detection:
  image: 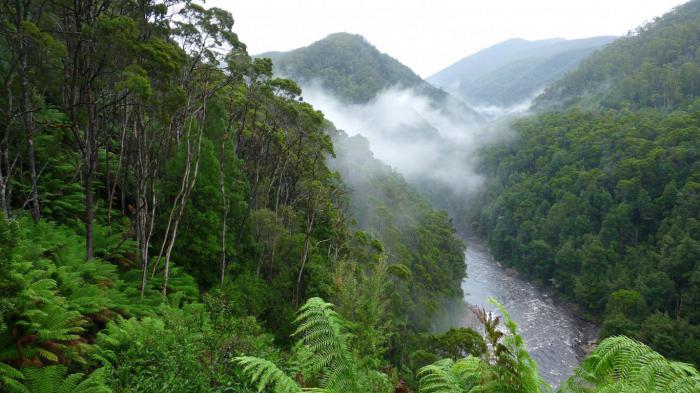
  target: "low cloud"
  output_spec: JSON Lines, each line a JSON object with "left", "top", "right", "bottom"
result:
{"left": 471, "top": 88, "right": 543, "bottom": 120}
{"left": 301, "top": 84, "right": 494, "bottom": 198}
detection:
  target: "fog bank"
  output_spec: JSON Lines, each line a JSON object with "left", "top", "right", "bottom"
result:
{"left": 302, "top": 84, "right": 494, "bottom": 199}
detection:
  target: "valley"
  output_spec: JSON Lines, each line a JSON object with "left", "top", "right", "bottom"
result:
{"left": 0, "top": 1, "right": 698, "bottom": 392}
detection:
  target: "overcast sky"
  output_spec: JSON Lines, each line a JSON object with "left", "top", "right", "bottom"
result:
{"left": 206, "top": 0, "right": 689, "bottom": 77}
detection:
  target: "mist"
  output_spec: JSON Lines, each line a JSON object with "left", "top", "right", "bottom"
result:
{"left": 471, "top": 88, "right": 544, "bottom": 120}
{"left": 301, "top": 83, "right": 493, "bottom": 202}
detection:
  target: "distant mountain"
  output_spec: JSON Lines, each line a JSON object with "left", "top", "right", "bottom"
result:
{"left": 259, "top": 32, "right": 437, "bottom": 103}
{"left": 257, "top": 32, "right": 481, "bottom": 123}
{"left": 536, "top": 1, "right": 700, "bottom": 111}
{"left": 428, "top": 36, "right": 615, "bottom": 109}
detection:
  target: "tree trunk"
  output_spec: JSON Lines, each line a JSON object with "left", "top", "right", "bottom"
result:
{"left": 1, "top": 69, "right": 14, "bottom": 216}
{"left": 295, "top": 207, "right": 316, "bottom": 307}
{"left": 19, "top": 45, "right": 40, "bottom": 222}
{"left": 219, "top": 141, "right": 230, "bottom": 286}
{"left": 84, "top": 90, "right": 98, "bottom": 260}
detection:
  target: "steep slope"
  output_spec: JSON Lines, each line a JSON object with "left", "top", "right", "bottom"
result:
{"left": 428, "top": 37, "right": 615, "bottom": 109}
{"left": 536, "top": 0, "right": 700, "bottom": 111}
{"left": 327, "top": 123, "right": 467, "bottom": 335}
{"left": 258, "top": 32, "right": 484, "bottom": 225}
{"left": 467, "top": 0, "right": 700, "bottom": 368}
{"left": 260, "top": 32, "right": 442, "bottom": 103}
{"left": 258, "top": 32, "right": 481, "bottom": 123}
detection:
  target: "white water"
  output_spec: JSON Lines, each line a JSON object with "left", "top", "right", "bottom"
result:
{"left": 461, "top": 238, "right": 594, "bottom": 386}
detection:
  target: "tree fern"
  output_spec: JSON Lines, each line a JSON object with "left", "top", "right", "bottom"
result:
{"left": 235, "top": 356, "right": 302, "bottom": 393}
{"left": 0, "top": 264, "right": 87, "bottom": 365}
{"left": 418, "top": 358, "right": 474, "bottom": 393}
{"left": 0, "top": 361, "right": 25, "bottom": 393}
{"left": 236, "top": 297, "right": 390, "bottom": 393}
{"left": 93, "top": 315, "right": 166, "bottom": 367}
{"left": 17, "top": 365, "right": 110, "bottom": 393}
{"left": 558, "top": 336, "right": 700, "bottom": 393}
{"left": 292, "top": 297, "right": 356, "bottom": 389}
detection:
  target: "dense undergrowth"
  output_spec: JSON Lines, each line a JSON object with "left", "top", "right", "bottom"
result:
{"left": 0, "top": 0, "right": 698, "bottom": 392}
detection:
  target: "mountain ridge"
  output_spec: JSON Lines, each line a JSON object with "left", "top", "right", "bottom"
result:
{"left": 428, "top": 36, "right": 616, "bottom": 108}
{"left": 255, "top": 32, "right": 482, "bottom": 124}
{"left": 535, "top": 0, "right": 700, "bottom": 111}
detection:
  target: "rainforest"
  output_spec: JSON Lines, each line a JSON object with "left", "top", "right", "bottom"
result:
{"left": 0, "top": 0, "right": 699, "bottom": 392}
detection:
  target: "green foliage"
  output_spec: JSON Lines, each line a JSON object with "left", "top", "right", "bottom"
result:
{"left": 538, "top": 0, "right": 700, "bottom": 111}
{"left": 93, "top": 298, "right": 278, "bottom": 392}
{"left": 235, "top": 357, "right": 301, "bottom": 393}
{"left": 559, "top": 336, "right": 700, "bottom": 393}
{"left": 332, "top": 255, "right": 392, "bottom": 370}
{"left": 472, "top": 108, "right": 700, "bottom": 365}
{"left": 330, "top": 128, "right": 467, "bottom": 360}
{"left": 236, "top": 297, "right": 392, "bottom": 393}
{"left": 95, "top": 312, "right": 210, "bottom": 392}
{"left": 261, "top": 33, "right": 443, "bottom": 104}
{"left": 418, "top": 357, "right": 485, "bottom": 393}
{"left": 14, "top": 365, "right": 110, "bottom": 393}
{"left": 4, "top": 1, "right": 698, "bottom": 392}
{"left": 417, "top": 298, "right": 548, "bottom": 393}
{"left": 0, "top": 0, "right": 474, "bottom": 386}
{"left": 431, "top": 328, "right": 487, "bottom": 361}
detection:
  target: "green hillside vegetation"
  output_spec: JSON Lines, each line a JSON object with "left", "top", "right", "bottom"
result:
{"left": 537, "top": 1, "right": 700, "bottom": 111}
{"left": 260, "top": 32, "right": 444, "bottom": 104}
{"left": 0, "top": 1, "right": 470, "bottom": 391}
{"left": 328, "top": 127, "right": 467, "bottom": 335}
{"left": 428, "top": 37, "right": 615, "bottom": 107}
{"left": 469, "top": 0, "right": 700, "bottom": 372}
{"left": 0, "top": 0, "right": 697, "bottom": 392}
{"left": 235, "top": 296, "right": 700, "bottom": 393}
{"left": 258, "top": 33, "right": 481, "bottom": 126}
{"left": 471, "top": 109, "right": 700, "bottom": 366}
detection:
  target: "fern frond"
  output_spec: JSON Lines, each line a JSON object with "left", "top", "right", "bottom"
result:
{"left": 293, "top": 297, "right": 359, "bottom": 392}
{"left": 559, "top": 336, "right": 700, "bottom": 393}
{"left": 69, "top": 367, "right": 111, "bottom": 393}
{"left": 21, "top": 365, "right": 67, "bottom": 393}
{"left": 488, "top": 298, "right": 548, "bottom": 393}
{"left": 18, "top": 365, "right": 110, "bottom": 393}
{"left": 234, "top": 356, "right": 301, "bottom": 393}
{"left": 418, "top": 358, "right": 467, "bottom": 393}
{"left": 0, "top": 362, "right": 26, "bottom": 393}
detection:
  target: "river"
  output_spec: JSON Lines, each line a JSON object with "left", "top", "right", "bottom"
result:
{"left": 460, "top": 237, "right": 597, "bottom": 387}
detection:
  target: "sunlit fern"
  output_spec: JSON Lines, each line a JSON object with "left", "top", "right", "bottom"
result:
{"left": 234, "top": 356, "right": 302, "bottom": 393}
{"left": 11, "top": 365, "right": 110, "bottom": 393}
{"left": 418, "top": 356, "right": 485, "bottom": 393}
{"left": 235, "top": 297, "right": 389, "bottom": 393}
{"left": 558, "top": 336, "right": 700, "bottom": 393}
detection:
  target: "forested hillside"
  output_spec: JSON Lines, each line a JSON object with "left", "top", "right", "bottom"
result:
{"left": 1, "top": 0, "right": 698, "bottom": 392}
{"left": 0, "top": 1, "right": 468, "bottom": 390}
{"left": 258, "top": 33, "right": 481, "bottom": 124}
{"left": 428, "top": 36, "right": 614, "bottom": 109}
{"left": 472, "top": 109, "right": 700, "bottom": 365}
{"left": 537, "top": 0, "right": 700, "bottom": 110}
{"left": 260, "top": 32, "right": 443, "bottom": 104}
{"left": 469, "top": 0, "right": 700, "bottom": 370}
{"left": 328, "top": 126, "right": 467, "bottom": 330}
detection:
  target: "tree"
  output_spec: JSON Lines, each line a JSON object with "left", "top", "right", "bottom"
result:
{"left": 432, "top": 328, "right": 486, "bottom": 361}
